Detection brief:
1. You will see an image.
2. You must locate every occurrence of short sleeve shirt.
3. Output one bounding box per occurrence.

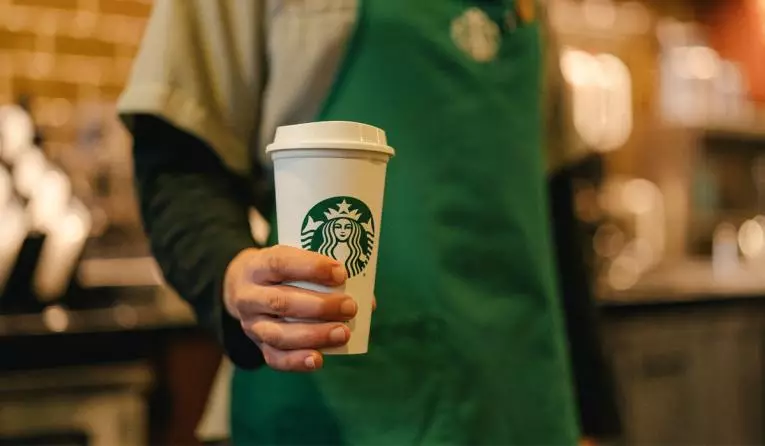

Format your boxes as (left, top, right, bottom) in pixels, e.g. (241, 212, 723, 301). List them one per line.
(118, 0, 585, 176)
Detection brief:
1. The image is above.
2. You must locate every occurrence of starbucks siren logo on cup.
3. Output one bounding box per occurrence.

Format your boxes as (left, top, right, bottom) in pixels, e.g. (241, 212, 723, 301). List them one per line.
(266, 121, 394, 355)
(301, 197, 375, 278)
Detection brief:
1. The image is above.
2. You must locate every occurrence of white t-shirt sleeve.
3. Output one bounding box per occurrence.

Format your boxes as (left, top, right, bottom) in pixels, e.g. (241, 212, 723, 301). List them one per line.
(117, 0, 264, 174)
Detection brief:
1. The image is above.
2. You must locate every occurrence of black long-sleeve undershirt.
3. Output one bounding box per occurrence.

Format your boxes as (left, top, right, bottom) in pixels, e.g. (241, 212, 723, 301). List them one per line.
(130, 114, 264, 369)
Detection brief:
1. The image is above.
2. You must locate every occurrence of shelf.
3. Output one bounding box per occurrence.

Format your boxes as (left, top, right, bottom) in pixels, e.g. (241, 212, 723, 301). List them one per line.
(599, 259, 765, 305)
(0, 287, 194, 337)
(702, 114, 765, 144)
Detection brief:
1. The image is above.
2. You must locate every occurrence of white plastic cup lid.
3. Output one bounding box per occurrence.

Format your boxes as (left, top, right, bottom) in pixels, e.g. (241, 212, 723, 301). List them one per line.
(266, 121, 395, 156)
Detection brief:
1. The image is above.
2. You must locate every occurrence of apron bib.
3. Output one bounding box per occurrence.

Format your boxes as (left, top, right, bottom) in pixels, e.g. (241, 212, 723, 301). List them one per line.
(232, 1, 579, 444)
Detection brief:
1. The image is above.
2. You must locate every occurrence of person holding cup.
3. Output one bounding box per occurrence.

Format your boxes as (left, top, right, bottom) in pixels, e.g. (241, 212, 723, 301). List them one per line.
(118, 0, 603, 444)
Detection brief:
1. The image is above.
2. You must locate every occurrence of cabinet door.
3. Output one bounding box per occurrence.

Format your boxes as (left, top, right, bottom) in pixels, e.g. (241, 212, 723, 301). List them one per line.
(609, 327, 703, 445)
(605, 309, 765, 445)
(694, 325, 763, 444)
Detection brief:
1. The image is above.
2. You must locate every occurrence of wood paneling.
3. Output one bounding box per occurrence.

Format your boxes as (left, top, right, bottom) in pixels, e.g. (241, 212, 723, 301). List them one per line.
(0, 0, 150, 151)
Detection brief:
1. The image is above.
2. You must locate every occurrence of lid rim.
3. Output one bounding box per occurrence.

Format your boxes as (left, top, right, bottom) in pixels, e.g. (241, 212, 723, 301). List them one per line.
(267, 121, 395, 157)
(266, 141, 395, 156)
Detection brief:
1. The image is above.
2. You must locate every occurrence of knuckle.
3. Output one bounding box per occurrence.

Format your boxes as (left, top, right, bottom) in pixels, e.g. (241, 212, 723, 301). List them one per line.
(265, 248, 288, 275)
(242, 322, 263, 343)
(230, 289, 255, 319)
(266, 292, 290, 315)
(262, 349, 280, 369)
(259, 343, 277, 362)
(259, 325, 283, 348)
(240, 320, 255, 339)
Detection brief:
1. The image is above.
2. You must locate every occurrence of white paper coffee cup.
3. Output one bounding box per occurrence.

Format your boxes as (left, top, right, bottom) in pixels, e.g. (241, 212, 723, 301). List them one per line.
(266, 121, 394, 355)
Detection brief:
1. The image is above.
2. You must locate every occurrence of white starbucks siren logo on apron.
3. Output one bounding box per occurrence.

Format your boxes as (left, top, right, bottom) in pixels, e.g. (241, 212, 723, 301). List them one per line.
(301, 197, 375, 278)
(451, 7, 500, 63)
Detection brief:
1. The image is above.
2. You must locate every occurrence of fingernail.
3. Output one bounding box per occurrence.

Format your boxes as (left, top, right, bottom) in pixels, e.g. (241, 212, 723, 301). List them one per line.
(340, 299, 357, 317)
(330, 326, 348, 343)
(304, 354, 317, 369)
(332, 265, 346, 284)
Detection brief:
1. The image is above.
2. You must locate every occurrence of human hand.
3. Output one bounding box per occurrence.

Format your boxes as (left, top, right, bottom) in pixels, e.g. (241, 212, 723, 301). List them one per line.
(224, 245, 356, 372)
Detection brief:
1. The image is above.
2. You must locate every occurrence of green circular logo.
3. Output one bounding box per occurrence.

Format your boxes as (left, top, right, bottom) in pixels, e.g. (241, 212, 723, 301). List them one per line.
(301, 196, 375, 278)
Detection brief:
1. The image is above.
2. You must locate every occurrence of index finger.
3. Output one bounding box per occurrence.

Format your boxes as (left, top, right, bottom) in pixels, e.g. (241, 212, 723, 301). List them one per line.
(250, 245, 346, 286)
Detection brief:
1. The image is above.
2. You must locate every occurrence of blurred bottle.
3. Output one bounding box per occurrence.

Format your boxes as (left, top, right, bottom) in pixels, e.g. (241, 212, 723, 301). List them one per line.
(0, 104, 36, 311)
(0, 100, 92, 310)
(0, 104, 35, 164)
(712, 222, 739, 278)
(594, 177, 665, 292)
(0, 166, 28, 296)
(738, 217, 765, 264)
(34, 198, 91, 302)
(657, 18, 751, 128)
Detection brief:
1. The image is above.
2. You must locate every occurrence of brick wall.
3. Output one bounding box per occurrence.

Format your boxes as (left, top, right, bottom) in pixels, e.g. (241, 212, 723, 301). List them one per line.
(0, 0, 153, 233)
(0, 0, 151, 149)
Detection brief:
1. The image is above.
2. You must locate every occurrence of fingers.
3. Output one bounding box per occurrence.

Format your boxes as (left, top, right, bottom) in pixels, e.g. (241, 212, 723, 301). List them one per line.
(246, 316, 350, 351)
(234, 284, 357, 321)
(226, 245, 359, 373)
(245, 316, 351, 373)
(259, 343, 324, 372)
(250, 245, 347, 286)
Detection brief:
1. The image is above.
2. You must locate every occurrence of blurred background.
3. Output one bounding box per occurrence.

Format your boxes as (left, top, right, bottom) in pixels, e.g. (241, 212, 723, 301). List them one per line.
(0, 0, 764, 444)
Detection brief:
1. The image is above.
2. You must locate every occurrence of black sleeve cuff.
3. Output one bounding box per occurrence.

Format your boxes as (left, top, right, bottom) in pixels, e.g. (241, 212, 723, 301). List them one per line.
(194, 226, 264, 370)
(211, 242, 265, 370)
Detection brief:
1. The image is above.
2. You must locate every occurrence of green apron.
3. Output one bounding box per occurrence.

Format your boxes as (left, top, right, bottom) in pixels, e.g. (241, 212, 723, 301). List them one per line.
(232, 0, 579, 444)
